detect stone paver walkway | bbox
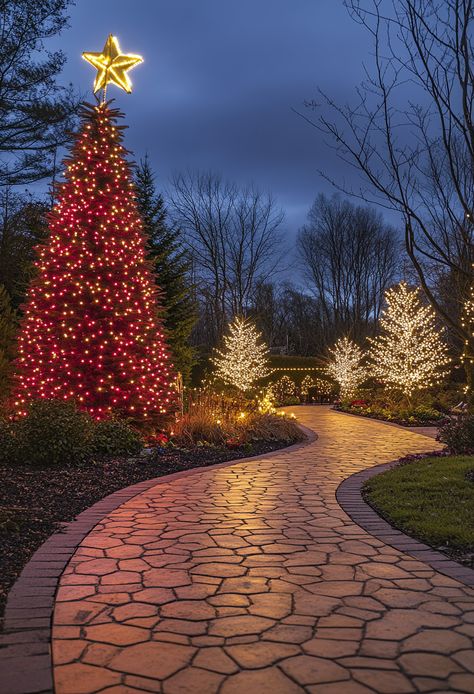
[52,407,474,694]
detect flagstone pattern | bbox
[52,407,474,693]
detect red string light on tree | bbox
[12,101,176,428]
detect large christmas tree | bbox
[12,101,176,426]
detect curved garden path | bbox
[52,407,474,694]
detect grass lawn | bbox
[363,455,474,567]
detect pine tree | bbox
[12,102,176,427]
[370,282,450,402]
[212,316,271,392]
[0,284,17,403]
[134,157,195,383]
[326,336,366,400]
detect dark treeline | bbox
[169,176,401,359]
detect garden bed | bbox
[0,438,301,629]
[335,403,446,427]
[363,454,474,568]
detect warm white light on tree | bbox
[212,317,271,392]
[461,277,474,397]
[271,375,296,404]
[300,375,315,397]
[370,282,450,400]
[326,336,366,400]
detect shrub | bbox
[0,418,15,464]
[172,385,306,448]
[409,405,445,423]
[270,376,297,406]
[172,412,230,447]
[239,412,305,444]
[90,418,143,457]
[13,399,93,466]
[438,415,474,454]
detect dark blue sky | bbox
[51,0,379,236]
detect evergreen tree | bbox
[12,103,176,427]
[0,284,17,403]
[134,157,196,383]
[0,0,78,187]
[369,282,450,403]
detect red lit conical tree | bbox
[12,102,176,427]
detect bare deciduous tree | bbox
[302,0,474,399]
[169,171,285,346]
[298,194,399,343]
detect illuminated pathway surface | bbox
[52,407,474,694]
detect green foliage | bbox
[4,400,144,466]
[0,0,78,187]
[0,284,17,402]
[134,157,196,382]
[13,399,92,466]
[364,455,474,554]
[438,415,474,454]
[0,191,50,307]
[338,402,445,426]
[90,418,143,458]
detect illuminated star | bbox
[82,34,143,94]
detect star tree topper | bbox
[82,34,143,96]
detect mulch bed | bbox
[0,440,291,629]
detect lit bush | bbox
[270,376,297,406]
[438,415,474,454]
[90,418,143,457]
[172,387,304,448]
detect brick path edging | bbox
[0,428,315,694]
[336,459,474,589]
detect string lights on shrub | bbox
[212,317,271,392]
[369,282,450,400]
[326,336,366,400]
[271,375,297,404]
[300,375,315,397]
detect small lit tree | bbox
[326,336,366,401]
[314,377,334,400]
[271,375,296,405]
[212,316,271,392]
[300,375,315,399]
[369,282,450,403]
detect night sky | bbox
[50,0,379,239]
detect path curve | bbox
[52,407,474,694]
